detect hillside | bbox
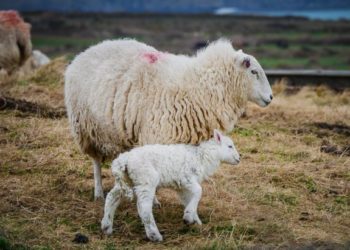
[23,13,350,70]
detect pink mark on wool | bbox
[0,10,30,37]
[142,52,164,64]
[0,10,21,25]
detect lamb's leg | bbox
[135,185,163,242]
[181,181,202,225]
[93,158,104,200]
[101,183,122,235]
[153,196,161,208]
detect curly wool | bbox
[65,38,249,160]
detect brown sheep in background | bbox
[0,10,32,75]
[0,10,50,80]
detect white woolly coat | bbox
[114,141,221,189]
[65,39,249,160]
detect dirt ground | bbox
[0,59,349,249]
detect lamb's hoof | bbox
[195,218,202,225]
[183,215,195,225]
[183,214,202,225]
[101,220,113,235]
[101,225,113,235]
[147,231,163,242]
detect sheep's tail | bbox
[111,152,134,200]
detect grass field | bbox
[0,58,349,249]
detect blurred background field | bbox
[24,13,350,70]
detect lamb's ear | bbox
[214,129,222,145]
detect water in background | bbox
[214,8,350,20]
[261,10,350,20]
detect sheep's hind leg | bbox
[101,183,122,235]
[180,181,202,225]
[93,158,104,201]
[153,195,161,209]
[135,185,163,242]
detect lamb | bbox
[101,130,240,242]
[64,38,273,200]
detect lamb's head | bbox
[235,50,273,107]
[213,130,240,165]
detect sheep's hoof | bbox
[147,231,163,242]
[153,201,161,209]
[183,214,202,225]
[154,203,161,209]
[94,192,105,202]
[94,197,105,202]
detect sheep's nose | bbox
[270,94,273,100]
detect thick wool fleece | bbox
[65,39,249,160]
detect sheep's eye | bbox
[251,70,259,79]
[228,145,233,148]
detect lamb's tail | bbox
[111,152,133,200]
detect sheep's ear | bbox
[214,129,222,145]
[242,57,250,68]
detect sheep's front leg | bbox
[101,183,122,235]
[93,158,104,201]
[135,186,163,242]
[181,181,202,225]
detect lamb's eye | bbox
[228,145,233,148]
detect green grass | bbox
[259,57,310,69]
[263,192,298,206]
[233,127,257,137]
[260,55,348,70]
[318,56,350,69]
[298,176,317,193]
[274,150,310,163]
[32,36,100,48]
[255,31,341,40]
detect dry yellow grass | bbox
[0,60,349,249]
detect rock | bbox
[72,233,89,244]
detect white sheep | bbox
[32,50,50,67]
[64,38,272,200]
[101,130,240,242]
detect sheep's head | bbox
[213,130,240,165]
[235,50,273,107]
